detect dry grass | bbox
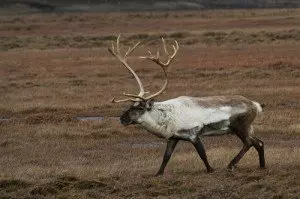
[1,29,300,51]
[0,9,300,198]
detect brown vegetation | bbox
[0,9,300,198]
[2,29,300,51]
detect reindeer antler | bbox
[109,35,179,103]
[140,38,179,100]
[108,35,146,103]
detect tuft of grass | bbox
[30,180,69,196]
[0,180,31,191]
[74,180,106,190]
[169,32,190,39]
[128,33,150,40]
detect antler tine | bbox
[108,35,146,103]
[122,93,148,100]
[116,34,120,54]
[111,97,140,103]
[125,41,141,59]
[111,41,114,51]
[172,40,179,58]
[164,39,179,66]
[162,38,169,57]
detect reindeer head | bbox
[108,35,179,126]
[119,100,154,125]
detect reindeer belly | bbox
[173,119,231,140]
[173,108,232,139]
[200,119,231,136]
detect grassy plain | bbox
[0,9,300,198]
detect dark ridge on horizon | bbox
[1,0,300,12]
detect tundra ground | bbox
[0,9,300,198]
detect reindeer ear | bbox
[146,99,154,111]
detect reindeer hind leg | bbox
[250,136,265,168]
[227,140,252,170]
[228,126,253,170]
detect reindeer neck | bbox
[137,102,175,138]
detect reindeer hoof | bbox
[227,165,237,171]
[155,172,164,176]
[207,168,214,173]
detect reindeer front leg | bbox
[191,136,214,173]
[156,138,179,176]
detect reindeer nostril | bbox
[120,116,132,126]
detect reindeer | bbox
[108,35,265,176]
